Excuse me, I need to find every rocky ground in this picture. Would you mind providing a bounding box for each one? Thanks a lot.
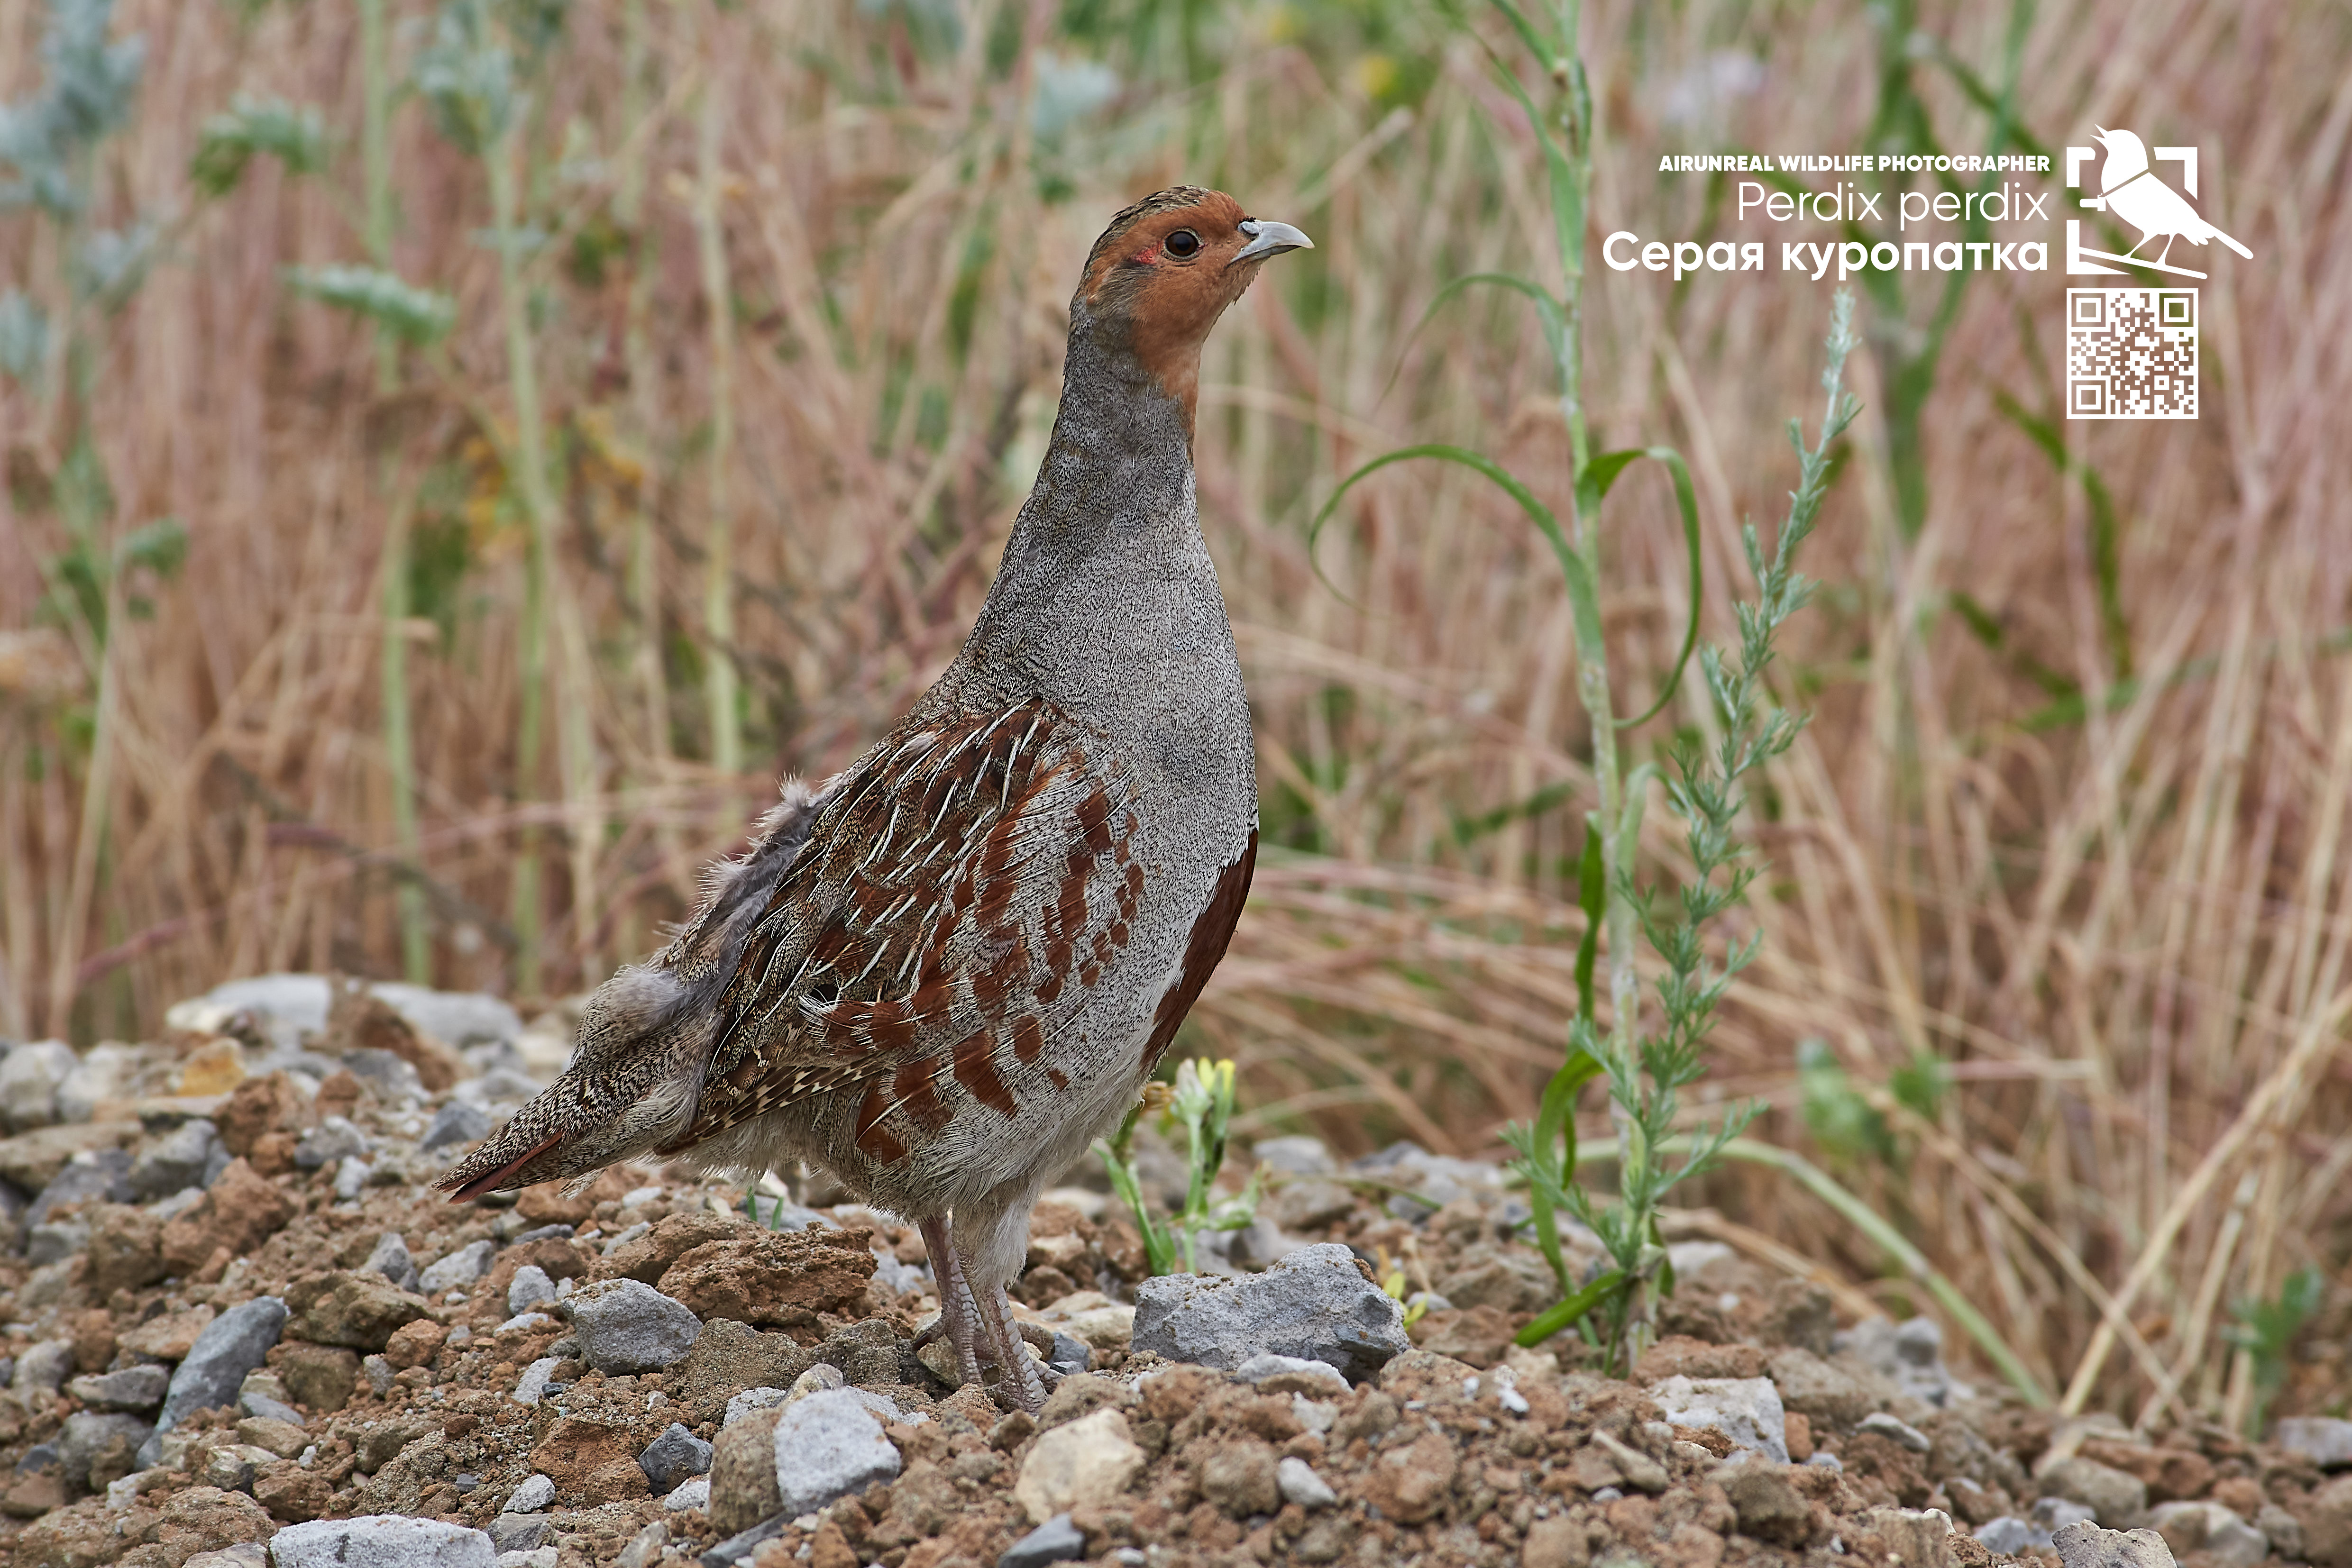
[3,975,2351,1568]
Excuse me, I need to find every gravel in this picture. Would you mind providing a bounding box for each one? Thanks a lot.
[768,1387,904,1516]
[419,1238,498,1293]
[65,1364,171,1413]
[1130,1241,1411,1381]
[421,1099,494,1151]
[130,1118,220,1199]
[566,1277,702,1373]
[270,1514,499,1567]
[0,1039,79,1131]
[139,1295,287,1466]
[637,1421,713,1493]
[364,1231,423,1293]
[2279,1418,2352,1470]
[503,1473,556,1514]
[998,1512,1087,1568]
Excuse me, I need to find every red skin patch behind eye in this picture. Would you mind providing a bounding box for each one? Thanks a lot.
[1130,245,1160,265]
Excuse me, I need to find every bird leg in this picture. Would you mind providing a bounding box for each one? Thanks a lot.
[915,1215,985,1391]
[977,1278,1051,1413]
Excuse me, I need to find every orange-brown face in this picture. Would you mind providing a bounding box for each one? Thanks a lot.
[1078,188,1312,431]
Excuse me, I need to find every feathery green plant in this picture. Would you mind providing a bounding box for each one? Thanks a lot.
[1309,0,1861,1374]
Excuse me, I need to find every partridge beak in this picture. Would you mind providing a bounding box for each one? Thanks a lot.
[1230,218,1313,268]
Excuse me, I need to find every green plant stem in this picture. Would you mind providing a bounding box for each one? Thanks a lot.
[1571,1133,2050,1405]
[693,45,741,782]
[488,123,557,996]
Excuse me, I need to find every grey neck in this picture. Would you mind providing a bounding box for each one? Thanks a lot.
[950,306,1221,713]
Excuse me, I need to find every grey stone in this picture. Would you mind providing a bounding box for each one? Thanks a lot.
[507,1267,558,1317]
[2255,1503,2302,1561]
[1268,1179,1356,1233]
[1349,1141,1506,1219]
[13,1339,73,1399]
[66,1364,170,1413]
[2038,1498,2103,1533]
[616,1522,667,1568]
[2149,1501,2268,1568]
[664,1476,710,1512]
[1858,1411,1934,1453]
[1277,1456,1338,1509]
[1,1040,79,1131]
[59,1410,151,1488]
[131,1119,219,1200]
[420,1100,493,1152]
[1235,1353,1351,1396]
[1839,1314,1965,1407]
[999,1513,1087,1568]
[295,1116,370,1171]
[639,1422,713,1493]
[28,1146,135,1224]
[511,1359,561,1407]
[342,1048,425,1103]
[366,984,524,1048]
[697,1514,788,1568]
[334,1156,370,1201]
[1047,1332,1090,1381]
[1976,1517,2050,1553]
[487,1517,548,1554]
[139,1295,286,1467]
[27,1219,88,1266]
[420,1239,497,1294]
[509,1223,573,1246]
[2051,1521,2178,1568]
[2279,1418,2352,1470]
[167,974,331,1049]
[1130,1242,1409,1382]
[1252,1136,1337,1177]
[457,1068,541,1107]
[568,1278,701,1374]
[1768,1346,1880,1426]
[56,1045,137,1126]
[269,1515,500,1567]
[503,1474,556,1514]
[365,1232,422,1294]
[2041,1457,2150,1528]
[1649,1376,1791,1464]
[241,1392,306,1427]
[771,1387,903,1517]
[724,1387,790,1427]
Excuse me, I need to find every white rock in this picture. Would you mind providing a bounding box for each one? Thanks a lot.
[502,1474,556,1514]
[1013,1408,1144,1525]
[58,1044,137,1125]
[723,1387,790,1428]
[511,1359,561,1407]
[664,1476,710,1512]
[2278,1417,2352,1469]
[770,1388,903,1518]
[1648,1375,1791,1464]
[1277,1456,1337,1509]
[420,1240,498,1294]
[268,1514,497,1568]
[0,1041,78,1132]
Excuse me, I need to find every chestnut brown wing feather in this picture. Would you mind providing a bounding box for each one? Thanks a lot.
[659,699,1151,1153]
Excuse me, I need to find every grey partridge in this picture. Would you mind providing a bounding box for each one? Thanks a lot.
[438,187,1311,1411]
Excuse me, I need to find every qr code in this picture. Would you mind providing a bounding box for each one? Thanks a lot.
[2067,289,2197,419]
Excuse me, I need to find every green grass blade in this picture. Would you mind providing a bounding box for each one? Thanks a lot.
[1573,446,1704,728]
[1310,445,1602,669]
[1516,1267,1625,1347]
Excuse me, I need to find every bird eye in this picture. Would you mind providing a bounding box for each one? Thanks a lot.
[1164,229,1201,259]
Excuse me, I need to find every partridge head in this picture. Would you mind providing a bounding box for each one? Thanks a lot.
[438,187,1310,1412]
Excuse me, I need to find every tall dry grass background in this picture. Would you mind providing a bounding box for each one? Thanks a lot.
[3,0,2348,1425]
